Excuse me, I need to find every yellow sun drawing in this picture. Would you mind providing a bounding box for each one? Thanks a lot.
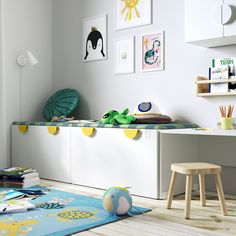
[121,0,141,21]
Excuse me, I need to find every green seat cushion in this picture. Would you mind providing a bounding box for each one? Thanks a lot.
[43,88,79,121]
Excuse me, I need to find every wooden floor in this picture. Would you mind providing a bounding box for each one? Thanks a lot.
[41,179,236,236]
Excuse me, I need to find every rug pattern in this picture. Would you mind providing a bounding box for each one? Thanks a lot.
[0,188,149,236]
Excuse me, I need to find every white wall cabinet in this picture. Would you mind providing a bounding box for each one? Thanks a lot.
[11,125,198,199]
[224,0,236,37]
[185,0,236,47]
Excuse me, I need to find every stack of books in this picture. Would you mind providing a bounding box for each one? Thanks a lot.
[0,167,40,188]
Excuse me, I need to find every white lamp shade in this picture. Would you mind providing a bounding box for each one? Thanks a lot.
[26,51,38,65]
[17,51,38,66]
[16,55,28,66]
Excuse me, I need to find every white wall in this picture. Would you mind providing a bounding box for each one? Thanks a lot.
[0,0,4,167]
[53,0,236,127]
[1,0,236,167]
[52,0,84,105]
[0,0,53,167]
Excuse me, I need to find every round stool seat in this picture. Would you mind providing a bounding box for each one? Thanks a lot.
[171,162,221,175]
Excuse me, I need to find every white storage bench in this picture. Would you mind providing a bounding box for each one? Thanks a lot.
[11,121,198,199]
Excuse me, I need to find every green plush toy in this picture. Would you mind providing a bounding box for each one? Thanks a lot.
[101,108,136,124]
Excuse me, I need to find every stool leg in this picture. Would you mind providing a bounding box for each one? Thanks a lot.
[185,175,192,219]
[199,174,206,206]
[214,173,227,216]
[167,171,177,209]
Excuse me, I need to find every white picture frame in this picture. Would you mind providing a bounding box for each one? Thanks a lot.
[115,36,135,74]
[115,0,152,31]
[141,31,164,72]
[83,14,107,62]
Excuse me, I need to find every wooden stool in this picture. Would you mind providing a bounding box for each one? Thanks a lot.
[166,162,227,219]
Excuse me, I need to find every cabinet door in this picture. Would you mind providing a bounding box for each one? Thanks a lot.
[12,125,31,167]
[12,125,71,183]
[71,128,158,198]
[185,0,223,42]
[31,126,71,182]
[224,0,236,37]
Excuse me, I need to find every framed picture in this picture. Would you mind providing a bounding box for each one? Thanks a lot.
[115,0,152,30]
[83,14,107,62]
[115,37,135,74]
[141,31,164,72]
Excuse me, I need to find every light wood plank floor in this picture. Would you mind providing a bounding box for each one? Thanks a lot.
[41,179,236,236]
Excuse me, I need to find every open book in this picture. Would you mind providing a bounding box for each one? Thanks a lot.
[0,190,24,203]
[0,199,36,213]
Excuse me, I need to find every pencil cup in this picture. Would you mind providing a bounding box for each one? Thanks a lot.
[221,117,232,130]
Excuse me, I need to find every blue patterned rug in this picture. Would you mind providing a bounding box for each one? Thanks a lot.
[0,188,150,236]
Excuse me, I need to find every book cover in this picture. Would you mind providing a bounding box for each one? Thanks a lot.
[212,57,236,69]
[0,181,24,188]
[0,167,36,177]
[210,66,229,93]
[0,178,40,188]
[0,190,24,203]
[212,57,236,91]
[211,66,229,80]
[23,179,40,188]
[209,67,211,93]
[0,172,39,181]
[0,179,37,185]
[22,172,39,179]
[23,176,40,183]
[0,199,36,213]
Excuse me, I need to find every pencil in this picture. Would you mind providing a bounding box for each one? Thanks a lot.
[227,105,230,118]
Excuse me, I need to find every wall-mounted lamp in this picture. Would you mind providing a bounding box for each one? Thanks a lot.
[16,51,38,67]
[16,50,38,121]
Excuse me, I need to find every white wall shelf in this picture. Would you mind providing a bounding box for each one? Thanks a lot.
[197,92,236,97]
[196,78,236,84]
[195,76,236,97]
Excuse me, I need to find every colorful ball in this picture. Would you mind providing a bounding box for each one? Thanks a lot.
[103,187,132,215]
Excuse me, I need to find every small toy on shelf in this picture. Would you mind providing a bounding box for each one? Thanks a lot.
[133,101,172,124]
[133,101,161,115]
[103,187,132,216]
[100,108,135,124]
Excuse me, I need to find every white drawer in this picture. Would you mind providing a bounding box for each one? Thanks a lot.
[71,127,158,198]
[12,125,71,183]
